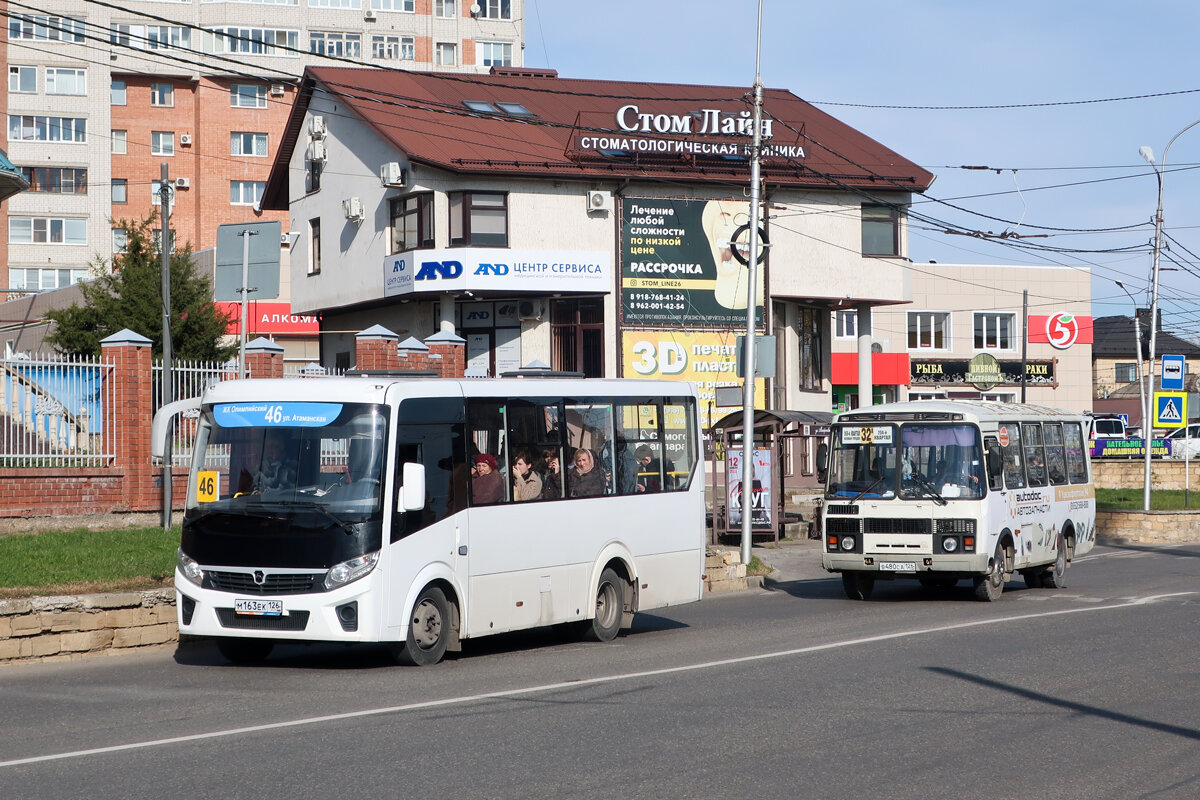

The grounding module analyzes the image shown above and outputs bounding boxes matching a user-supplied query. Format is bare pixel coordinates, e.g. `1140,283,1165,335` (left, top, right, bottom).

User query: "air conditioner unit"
281,232,293,246
309,115,327,138
175,177,190,189
517,300,543,321
343,197,364,221
179,133,192,146
269,83,286,97
380,161,408,187
586,190,611,213
364,8,377,20
310,141,327,162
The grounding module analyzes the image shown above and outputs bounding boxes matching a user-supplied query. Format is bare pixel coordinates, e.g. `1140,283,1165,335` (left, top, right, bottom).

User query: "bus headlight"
177,549,204,586
324,551,380,591
840,535,856,552
942,536,959,553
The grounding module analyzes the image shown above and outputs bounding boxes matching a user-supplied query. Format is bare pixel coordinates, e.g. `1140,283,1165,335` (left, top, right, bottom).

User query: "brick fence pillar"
101,329,155,511
425,330,466,378
355,325,400,372
397,336,431,372
245,337,285,379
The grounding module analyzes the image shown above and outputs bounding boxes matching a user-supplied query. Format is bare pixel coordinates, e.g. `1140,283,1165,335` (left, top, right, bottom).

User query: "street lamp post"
1114,280,1145,434
1139,119,1200,511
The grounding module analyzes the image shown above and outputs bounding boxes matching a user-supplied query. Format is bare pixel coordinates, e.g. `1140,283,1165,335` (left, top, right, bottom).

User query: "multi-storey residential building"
4,0,523,362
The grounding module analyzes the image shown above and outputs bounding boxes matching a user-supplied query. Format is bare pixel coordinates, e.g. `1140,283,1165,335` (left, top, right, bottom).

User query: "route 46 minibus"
152,376,704,665
821,401,1096,601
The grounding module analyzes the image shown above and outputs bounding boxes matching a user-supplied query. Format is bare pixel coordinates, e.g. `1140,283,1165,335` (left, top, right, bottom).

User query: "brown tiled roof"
263,67,933,210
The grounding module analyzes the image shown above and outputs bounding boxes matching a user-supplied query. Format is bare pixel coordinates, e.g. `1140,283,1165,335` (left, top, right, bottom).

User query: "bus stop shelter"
709,409,832,544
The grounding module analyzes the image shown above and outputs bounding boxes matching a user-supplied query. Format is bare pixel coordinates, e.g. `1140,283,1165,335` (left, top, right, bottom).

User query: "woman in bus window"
568,447,606,498
471,453,504,504
540,448,562,500
512,450,543,502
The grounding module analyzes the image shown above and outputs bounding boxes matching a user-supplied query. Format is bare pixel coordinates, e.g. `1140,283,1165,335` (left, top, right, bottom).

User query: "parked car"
1086,414,1128,440
1165,424,1200,459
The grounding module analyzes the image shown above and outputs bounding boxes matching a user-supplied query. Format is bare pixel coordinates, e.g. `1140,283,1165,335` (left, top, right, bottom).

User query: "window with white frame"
8,115,86,142
230,180,266,206
435,42,457,66
9,15,85,43
111,79,126,105
151,131,174,155
434,0,455,17
834,309,857,339
230,132,268,156
310,32,361,58
309,0,358,7
10,217,87,245
371,0,414,10
974,312,1015,350
480,0,511,19
112,129,127,154
209,27,299,56
907,311,949,350
150,82,174,106
1114,363,1138,383
147,26,192,50
230,84,267,108
153,228,177,254
372,34,414,60
479,41,512,67
46,68,86,95
9,267,87,292
150,180,176,204
9,66,36,94
112,178,127,204
112,228,128,253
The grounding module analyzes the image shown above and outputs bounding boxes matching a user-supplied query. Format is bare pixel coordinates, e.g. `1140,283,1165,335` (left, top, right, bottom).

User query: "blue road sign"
1161,354,1185,391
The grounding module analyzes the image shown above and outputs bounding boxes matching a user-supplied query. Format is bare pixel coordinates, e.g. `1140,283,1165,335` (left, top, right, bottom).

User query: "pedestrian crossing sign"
1154,392,1187,428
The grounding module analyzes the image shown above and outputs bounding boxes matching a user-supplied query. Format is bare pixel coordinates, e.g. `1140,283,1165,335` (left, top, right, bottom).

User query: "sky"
526,0,1200,338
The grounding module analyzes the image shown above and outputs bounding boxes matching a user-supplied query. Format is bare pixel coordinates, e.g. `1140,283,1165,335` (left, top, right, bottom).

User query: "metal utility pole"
159,163,174,529
1114,281,1146,434
739,0,765,566
238,228,258,379
1020,290,1028,402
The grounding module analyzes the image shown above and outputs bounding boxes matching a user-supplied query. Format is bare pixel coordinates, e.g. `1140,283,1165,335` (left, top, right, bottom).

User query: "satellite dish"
470,2,481,16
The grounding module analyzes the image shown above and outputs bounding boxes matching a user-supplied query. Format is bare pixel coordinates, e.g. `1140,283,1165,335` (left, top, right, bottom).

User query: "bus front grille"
936,519,977,535
206,571,325,595
825,504,859,515
216,609,310,631
826,518,861,535
864,518,932,535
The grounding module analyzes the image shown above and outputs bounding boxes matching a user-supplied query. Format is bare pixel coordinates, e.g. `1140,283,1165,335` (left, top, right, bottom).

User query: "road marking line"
1,591,1194,769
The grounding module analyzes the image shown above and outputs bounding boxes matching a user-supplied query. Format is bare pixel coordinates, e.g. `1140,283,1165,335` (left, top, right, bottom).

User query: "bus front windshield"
897,423,984,501
827,424,899,499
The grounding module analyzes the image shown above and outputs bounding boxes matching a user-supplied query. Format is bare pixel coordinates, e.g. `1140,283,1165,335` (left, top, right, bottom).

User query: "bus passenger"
568,447,606,498
540,449,562,500
512,451,543,502
471,453,504,504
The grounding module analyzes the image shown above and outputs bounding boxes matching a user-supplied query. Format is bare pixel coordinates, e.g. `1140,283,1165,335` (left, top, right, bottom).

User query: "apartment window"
974,312,1015,350
9,217,87,245
1115,363,1138,383
231,180,266,206
150,82,174,107
834,309,857,339
550,298,604,377
19,167,88,194
389,193,434,252
231,132,268,156
862,204,901,257
112,178,127,204
480,0,511,19
372,35,414,60
434,0,456,17
310,32,361,58
8,115,86,142
153,229,177,254
112,227,128,253
147,26,192,50
308,156,323,193
112,130,127,154
45,68,86,95
797,307,824,390
230,84,267,108
435,42,457,66
479,42,512,67
210,28,299,57
449,191,507,247
151,131,174,156
9,267,86,292
8,15,85,43
309,0,358,7
150,181,177,204
9,66,36,94
907,311,949,350
371,0,414,10
111,79,126,105
309,218,321,276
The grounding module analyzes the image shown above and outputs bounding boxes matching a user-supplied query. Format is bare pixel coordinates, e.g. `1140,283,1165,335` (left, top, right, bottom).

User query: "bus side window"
984,437,1003,491
1023,423,1047,487
1002,422,1026,489
1043,423,1068,485
662,400,695,491
1063,422,1089,484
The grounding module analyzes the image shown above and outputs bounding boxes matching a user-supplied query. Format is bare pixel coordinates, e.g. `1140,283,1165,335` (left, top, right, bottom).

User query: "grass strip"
0,527,178,599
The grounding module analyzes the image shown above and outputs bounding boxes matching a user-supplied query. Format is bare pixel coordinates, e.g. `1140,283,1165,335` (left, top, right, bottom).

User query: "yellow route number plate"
197,470,219,503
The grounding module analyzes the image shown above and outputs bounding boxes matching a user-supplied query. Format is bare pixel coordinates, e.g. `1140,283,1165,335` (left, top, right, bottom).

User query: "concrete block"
60,629,113,653
30,634,63,657
0,638,22,660
10,614,45,637
0,599,33,616
105,608,158,629
82,593,142,610
47,612,83,632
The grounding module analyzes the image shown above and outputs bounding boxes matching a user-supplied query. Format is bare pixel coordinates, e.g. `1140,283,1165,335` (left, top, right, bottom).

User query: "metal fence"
0,351,116,467
153,359,238,467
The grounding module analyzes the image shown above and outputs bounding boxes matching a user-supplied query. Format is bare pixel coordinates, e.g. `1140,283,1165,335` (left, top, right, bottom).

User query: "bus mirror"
400,462,426,511
986,442,1003,481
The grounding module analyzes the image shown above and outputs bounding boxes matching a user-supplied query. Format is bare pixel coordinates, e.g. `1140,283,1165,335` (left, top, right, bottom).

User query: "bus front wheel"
841,571,875,601
973,543,1006,601
395,586,451,666
578,567,624,642
1039,538,1070,589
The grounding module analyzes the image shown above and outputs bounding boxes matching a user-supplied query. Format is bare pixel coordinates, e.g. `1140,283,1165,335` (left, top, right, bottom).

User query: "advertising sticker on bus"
998,425,1010,447
840,426,893,445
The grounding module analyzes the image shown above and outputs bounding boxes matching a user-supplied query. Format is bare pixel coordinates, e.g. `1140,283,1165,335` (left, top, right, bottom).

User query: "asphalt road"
1,542,1197,800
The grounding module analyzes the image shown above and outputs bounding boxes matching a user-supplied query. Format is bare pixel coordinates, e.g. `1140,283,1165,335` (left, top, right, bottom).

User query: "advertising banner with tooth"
621,197,765,327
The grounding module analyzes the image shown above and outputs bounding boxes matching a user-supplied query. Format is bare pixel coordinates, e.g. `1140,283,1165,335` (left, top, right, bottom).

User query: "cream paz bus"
821,401,1096,601
152,376,705,665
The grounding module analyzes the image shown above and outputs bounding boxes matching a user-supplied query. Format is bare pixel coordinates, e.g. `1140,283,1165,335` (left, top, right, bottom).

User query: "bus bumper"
821,552,989,575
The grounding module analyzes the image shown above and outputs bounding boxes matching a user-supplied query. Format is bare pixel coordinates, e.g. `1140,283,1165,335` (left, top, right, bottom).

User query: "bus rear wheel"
973,543,1006,602
578,567,625,642
841,571,875,601
394,586,450,666
217,637,274,664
